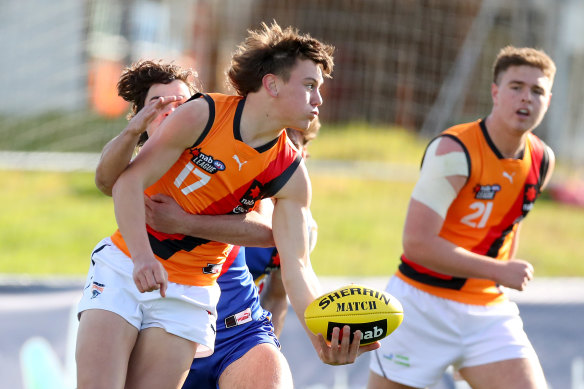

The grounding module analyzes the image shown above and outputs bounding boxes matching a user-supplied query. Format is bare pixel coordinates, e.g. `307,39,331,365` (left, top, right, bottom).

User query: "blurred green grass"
1,123,583,277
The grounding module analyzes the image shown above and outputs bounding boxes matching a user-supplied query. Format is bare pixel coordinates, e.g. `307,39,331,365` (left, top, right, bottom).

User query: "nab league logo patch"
233,180,264,214
522,184,539,213
473,184,501,200
189,148,225,174
90,281,105,299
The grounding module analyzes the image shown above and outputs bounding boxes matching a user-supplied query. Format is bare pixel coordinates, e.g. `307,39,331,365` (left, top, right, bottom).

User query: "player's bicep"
273,160,311,207
541,145,555,191
272,197,309,260
403,198,445,240
272,164,311,262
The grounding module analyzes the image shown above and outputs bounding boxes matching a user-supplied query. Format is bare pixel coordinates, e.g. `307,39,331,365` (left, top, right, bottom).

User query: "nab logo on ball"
327,319,387,344
304,284,404,346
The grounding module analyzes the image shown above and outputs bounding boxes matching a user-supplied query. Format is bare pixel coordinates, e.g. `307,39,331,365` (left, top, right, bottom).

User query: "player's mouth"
309,110,319,119
516,108,530,117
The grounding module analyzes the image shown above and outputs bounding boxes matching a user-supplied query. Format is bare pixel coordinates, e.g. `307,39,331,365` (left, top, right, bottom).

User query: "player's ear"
263,74,279,97
491,82,499,104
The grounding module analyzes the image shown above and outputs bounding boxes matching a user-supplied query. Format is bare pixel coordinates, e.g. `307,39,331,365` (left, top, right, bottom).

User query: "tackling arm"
95,96,185,196
144,194,275,247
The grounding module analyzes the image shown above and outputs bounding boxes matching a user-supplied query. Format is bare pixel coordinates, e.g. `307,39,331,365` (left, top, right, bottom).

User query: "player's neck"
239,93,286,148
484,115,528,159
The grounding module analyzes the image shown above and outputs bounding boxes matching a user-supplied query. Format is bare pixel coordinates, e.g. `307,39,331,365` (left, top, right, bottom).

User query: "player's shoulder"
174,94,210,127
431,135,465,153
272,158,309,201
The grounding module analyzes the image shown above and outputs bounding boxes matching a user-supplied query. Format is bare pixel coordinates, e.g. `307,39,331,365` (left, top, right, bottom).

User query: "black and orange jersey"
398,119,551,305
111,93,302,286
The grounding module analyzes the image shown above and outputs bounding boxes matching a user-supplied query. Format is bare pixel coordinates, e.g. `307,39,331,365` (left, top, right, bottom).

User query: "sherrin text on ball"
304,284,404,345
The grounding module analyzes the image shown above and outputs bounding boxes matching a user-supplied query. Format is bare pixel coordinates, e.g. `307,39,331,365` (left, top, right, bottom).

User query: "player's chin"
297,116,315,130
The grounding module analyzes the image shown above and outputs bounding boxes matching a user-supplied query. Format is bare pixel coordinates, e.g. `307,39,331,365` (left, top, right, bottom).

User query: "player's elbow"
95,173,114,196
111,171,130,199
402,233,430,262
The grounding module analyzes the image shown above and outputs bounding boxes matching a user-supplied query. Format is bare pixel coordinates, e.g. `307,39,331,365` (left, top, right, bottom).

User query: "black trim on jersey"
485,224,515,258
440,134,471,178
420,133,471,183
148,233,210,260
233,97,246,142
537,144,551,192
480,119,525,160
232,97,280,153
261,154,302,198
188,93,216,148
255,137,280,153
398,260,467,290
480,119,503,159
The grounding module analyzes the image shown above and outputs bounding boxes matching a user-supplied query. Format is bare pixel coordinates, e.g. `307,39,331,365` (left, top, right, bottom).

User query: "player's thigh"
218,343,293,389
125,327,198,389
459,358,547,389
76,309,138,389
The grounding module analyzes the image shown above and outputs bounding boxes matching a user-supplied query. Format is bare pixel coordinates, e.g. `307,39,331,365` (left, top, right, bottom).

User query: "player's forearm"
280,260,322,335
95,130,140,196
182,213,274,247
509,224,521,259
403,233,503,281
284,266,330,354
112,174,152,258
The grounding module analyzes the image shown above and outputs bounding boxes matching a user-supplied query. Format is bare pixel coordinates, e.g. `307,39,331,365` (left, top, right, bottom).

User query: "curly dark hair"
227,21,335,96
116,59,199,145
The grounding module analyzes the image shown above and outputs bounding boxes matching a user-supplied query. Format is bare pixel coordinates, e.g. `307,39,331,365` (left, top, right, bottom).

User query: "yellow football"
304,284,403,345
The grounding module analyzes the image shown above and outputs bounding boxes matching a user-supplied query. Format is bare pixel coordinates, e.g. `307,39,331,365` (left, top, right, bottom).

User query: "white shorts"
369,276,539,388
77,238,220,357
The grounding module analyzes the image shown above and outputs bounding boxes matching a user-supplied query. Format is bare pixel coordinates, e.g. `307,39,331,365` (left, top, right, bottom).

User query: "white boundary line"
0,151,100,172
1,275,582,305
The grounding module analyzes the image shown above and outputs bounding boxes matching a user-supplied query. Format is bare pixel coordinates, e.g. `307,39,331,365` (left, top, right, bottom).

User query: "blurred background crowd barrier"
1,0,583,175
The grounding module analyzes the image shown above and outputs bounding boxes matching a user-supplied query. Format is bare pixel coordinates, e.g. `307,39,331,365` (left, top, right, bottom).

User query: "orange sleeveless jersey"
111,93,302,286
397,119,551,305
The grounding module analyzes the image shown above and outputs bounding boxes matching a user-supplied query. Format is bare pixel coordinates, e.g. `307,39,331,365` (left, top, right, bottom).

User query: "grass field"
1,124,583,277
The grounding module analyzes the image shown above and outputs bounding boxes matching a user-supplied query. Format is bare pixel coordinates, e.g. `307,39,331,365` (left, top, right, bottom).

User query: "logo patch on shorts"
202,263,222,274
224,308,252,328
90,282,105,299
383,353,410,367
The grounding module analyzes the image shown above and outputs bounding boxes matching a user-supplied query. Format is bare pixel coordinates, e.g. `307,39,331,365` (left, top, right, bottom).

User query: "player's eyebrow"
304,77,323,86
508,79,546,91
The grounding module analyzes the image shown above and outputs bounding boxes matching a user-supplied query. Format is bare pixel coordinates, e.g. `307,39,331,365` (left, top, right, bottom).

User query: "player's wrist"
123,121,146,138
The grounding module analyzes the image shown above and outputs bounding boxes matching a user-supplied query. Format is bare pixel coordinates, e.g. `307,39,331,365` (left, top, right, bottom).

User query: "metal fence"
1,0,583,168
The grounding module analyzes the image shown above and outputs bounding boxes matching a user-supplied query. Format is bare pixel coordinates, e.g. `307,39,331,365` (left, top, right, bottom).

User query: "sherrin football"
304,284,403,345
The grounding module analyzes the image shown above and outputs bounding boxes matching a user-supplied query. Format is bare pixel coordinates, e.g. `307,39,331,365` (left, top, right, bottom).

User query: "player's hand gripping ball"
304,284,403,345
